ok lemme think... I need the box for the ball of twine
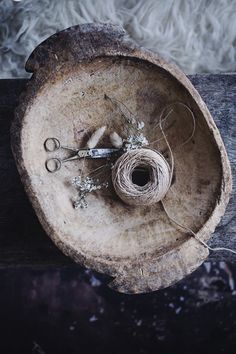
[112,148,172,206]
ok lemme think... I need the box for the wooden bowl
[11,24,232,293]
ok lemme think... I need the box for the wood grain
[190,74,236,261]
[0,74,235,266]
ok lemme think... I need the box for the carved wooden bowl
[11,24,231,293]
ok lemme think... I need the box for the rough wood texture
[194,74,236,261]
[9,24,232,293]
[0,75,235,265]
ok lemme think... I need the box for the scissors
[44,137,120,173]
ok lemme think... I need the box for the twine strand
[162,201,236,255]
[112,102,236,256]
[112,148,171,206]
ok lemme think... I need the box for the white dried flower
[72,175,108,209]
[124,133,149,151]
[137,121,145,130]
[109,132,123,148]
[86,126,106,149]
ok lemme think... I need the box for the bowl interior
[21,57,222,266]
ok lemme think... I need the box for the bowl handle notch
[25,23,137,74]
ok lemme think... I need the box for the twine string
[112,102,236,256]
[159,105,236,255]
[112,148,171,206]
[162,201,236,255]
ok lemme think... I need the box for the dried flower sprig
[124,133,149,151]
[72,175,108,209]
[104,94,145,133]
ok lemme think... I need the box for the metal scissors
[44,137,120,173]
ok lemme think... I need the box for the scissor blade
[77,148,120,159]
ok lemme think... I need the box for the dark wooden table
[0,75,235,266]
[0,76,236,354]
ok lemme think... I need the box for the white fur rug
[0,0,236,78]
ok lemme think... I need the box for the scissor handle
[45,158,62,173]
[44,138,61,152]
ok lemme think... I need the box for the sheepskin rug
[0,0,236,78]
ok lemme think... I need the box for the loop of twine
[112,148,171,206]
[111,102,236,256]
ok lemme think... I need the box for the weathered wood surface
[0,74,235,266]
